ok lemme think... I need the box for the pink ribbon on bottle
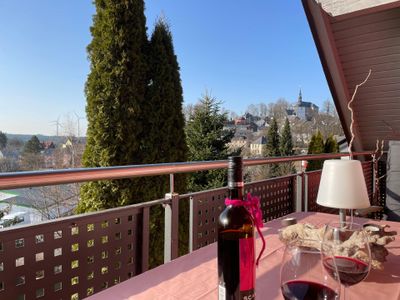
[225,193,266,266]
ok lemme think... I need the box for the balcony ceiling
[302,0,400,152]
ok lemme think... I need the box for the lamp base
[339,209,346,226]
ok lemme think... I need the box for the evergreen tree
[280,118,293,156]
[23,136,42,154]
[307,130,325,171]
[280,118,295,175]
[78,0,149,212]
[146,19,188,266]
[264,118,280,177]
[21,135,43,170]
[0,131,7,149]
[324,134,339,153]
[186,92,234,192]
[146,19,187,190]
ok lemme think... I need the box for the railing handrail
[0,151,373,189]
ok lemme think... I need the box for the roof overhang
[302,0,400,152]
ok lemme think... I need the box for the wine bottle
[218,156,256,300]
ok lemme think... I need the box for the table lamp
[316,160,370,224]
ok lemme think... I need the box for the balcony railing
[0,152,381,300]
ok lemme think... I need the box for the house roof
[298,101,319,109]
[251,136,267,145]
[302,0,400,152]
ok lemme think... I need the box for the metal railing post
[304,173,309,212]
[189,196,194,253]
[295,173,303,212]
[164,192,179,263]
[140,206,150,272]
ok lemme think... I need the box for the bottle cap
[228,156,243,188]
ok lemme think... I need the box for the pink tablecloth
[86,212,400,300]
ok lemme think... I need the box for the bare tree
[246,104,259,116]
[258,103,268,118]
[0,157,19,172]
[27,184,80,220]
[268,98,290,121]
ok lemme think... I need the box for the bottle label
[228,181,244,188]
[218,284,226,300]
[239,237,255,298]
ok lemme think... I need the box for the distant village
[0,90,343,227]
[225,90,343,157]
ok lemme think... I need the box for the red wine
[281,280,338,300]
[324,256,369,286]
[218,156,255,300]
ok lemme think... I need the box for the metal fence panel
[0,204,148,300]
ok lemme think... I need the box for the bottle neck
[228,183,244,200]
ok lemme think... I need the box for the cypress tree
[186,92,234,192]
[280,118,295,175]
[146,19,188,266]
[146,19,187,190]
[307,130,325,171]
[264,118,280,177]
[78,0,149,212]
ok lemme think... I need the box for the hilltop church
[287,90,319,121]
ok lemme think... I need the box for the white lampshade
[316,160,370,209]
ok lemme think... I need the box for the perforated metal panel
[190,188,227,250]
[0,204,149,300]
[246,175,295,222]
[361,161,373,200]
[306,170,338,214]
[190,175,296,251]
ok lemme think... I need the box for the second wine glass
[322,221,372,299]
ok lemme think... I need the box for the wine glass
[280,239,340,300]
[322,222,371,299]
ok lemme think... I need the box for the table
[86,212,400,299]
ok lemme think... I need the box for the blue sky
[0,1,331,136]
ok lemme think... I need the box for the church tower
[298,89,303,105]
